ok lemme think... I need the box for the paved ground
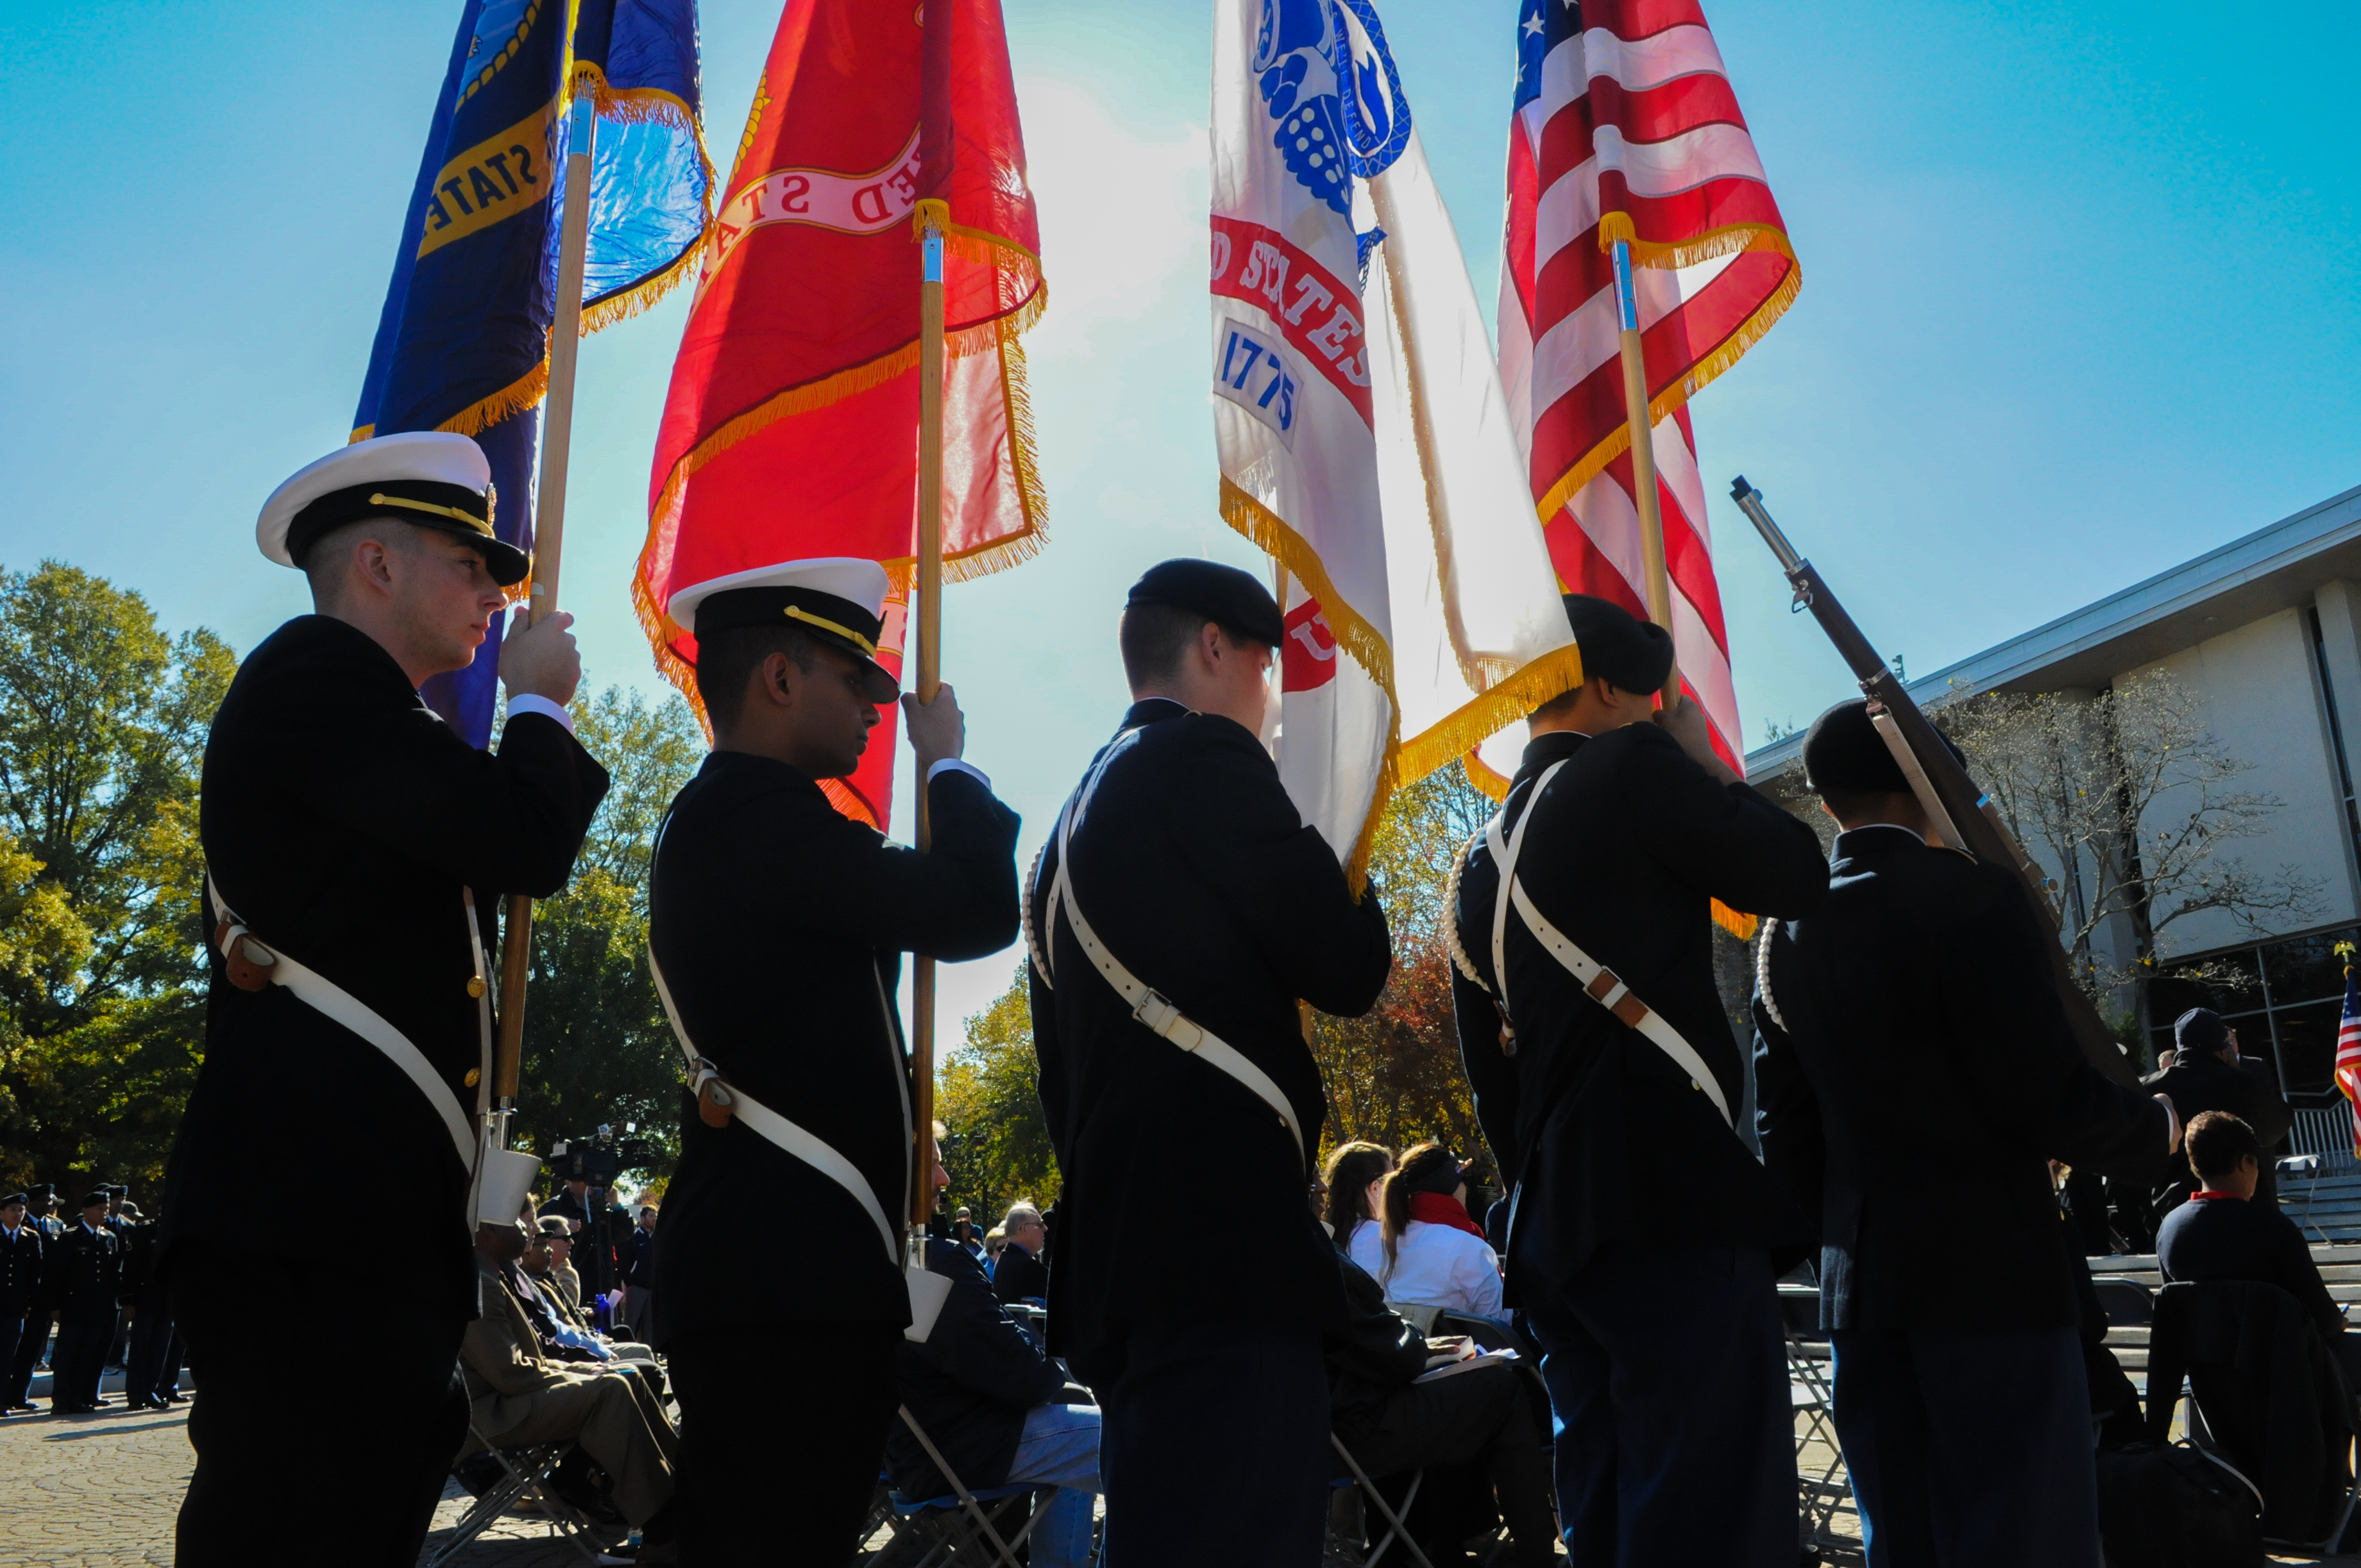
[0,1401,605,1567]
[0,1388,2348,1565]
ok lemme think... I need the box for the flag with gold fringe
[1214,0,1578,889]
[353,0,714,743]
[635,0,1045,831]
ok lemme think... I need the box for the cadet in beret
[46,1192,123,1413]
[1751,698,2178,1568]
[162,432,609,1562]
[3,1187,51,1412]
[0,1193,38,1417]
[1449,593,1828,1568]
[648,557,1019,1565]
[1028,559,1392,1567]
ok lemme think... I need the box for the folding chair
[877,1404,1047,1568]
[2149,1279,2361,1555]
[1327,1434,1435,1568]
[425,1428,606,1567]
[1777,1286,1852,1559]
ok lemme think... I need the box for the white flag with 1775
[1212,0,1578,885]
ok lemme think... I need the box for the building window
[2149,924,2358,1106]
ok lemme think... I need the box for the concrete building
[1743,482,2361,1152]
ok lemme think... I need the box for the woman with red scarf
[1370,1144,1506,1324]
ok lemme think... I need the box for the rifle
[1728,477,2138,1089]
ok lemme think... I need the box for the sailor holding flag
[162,432,610,1565]
[647,558,1019,1566]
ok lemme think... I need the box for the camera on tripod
[546,1124,652,1189]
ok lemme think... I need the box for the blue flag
[353,0,711,745]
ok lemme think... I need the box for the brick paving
[1,1388,2349,1565]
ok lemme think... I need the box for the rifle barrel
[1731,478,2138,1089]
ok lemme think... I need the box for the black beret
[0,1193,23,1209]
[24,1184,50,1204]
[80,1190,109,1209]
[1561,594,1673,695]
[1804,698,1967,797]
[1126,559,1285,649]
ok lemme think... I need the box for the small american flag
[2337,943,2361,1156]
[1495,0,1799,771]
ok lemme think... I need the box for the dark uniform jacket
[1028,700,1392,1360]
[1450,726,1827,1303]
[2144,1052,2292,1213]
[886,1237,1067,1503]
[622,1227,656,1291]
[648,752,1019,1342]
[1754,825,2172,1333]
[1324,1247,1430,1453]
[119,1220,168,1311]
[163,616,609,1319]
[0,1224,42,1317]
[46,1220,123,1316]
[2158,1193,2345,1341]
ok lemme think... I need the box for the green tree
[507,685,706,1183]
[0,563,231,1193]
[1310,764,1496,1167]
[936,964,1060,1223]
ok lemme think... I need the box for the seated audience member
[512,1215,664,1391]
[2158,1110,2360,1385]
[985,1228,1007,1269]
[893,1147,1101,1568]
[992,1202,1051,1305]
[1323,1142,1393,1260]
[1327,1243,1554,1567]
[2148,1010,2292,1222]
[530,1217,586,1315]
[461,1220,682,1562]
[1355,1144,1505,1324]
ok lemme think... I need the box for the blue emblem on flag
[1332,0,1410,181]
[1254,0,1351,217]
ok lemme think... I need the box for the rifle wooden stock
[1729,478,2137,1089]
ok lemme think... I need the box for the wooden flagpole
[492,77,598,1147]
[1609,238,1681,710]
[910,198,947,1236]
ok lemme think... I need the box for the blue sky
[3,1,2356,1026]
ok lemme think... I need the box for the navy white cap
[667,557,899,704]
[257,432,528,587]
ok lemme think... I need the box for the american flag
[2337,947,2361,1156]
[1494,0,1800,773]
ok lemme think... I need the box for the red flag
[1493,0,1798,775]
[636,0,1045,828]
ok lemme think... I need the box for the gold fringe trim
[580,237,702,334]
[350,425,375,444]
[727,73,770,189]
[436,353,550,439]
[1217,478,1400,893]
[942,323,1048,582]
[1596,213,1795,275]
[1530,248,1802,529]
[1712,900,1758,942]
[1457,741,1759,938]
[1393,643,1586,791]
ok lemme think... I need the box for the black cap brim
[418,520,531,588]
[800,632,899,705]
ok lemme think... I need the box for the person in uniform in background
[1754,698,2180,1568]
[1449,593,1829,1568]
[619,1204,658,1345]
[47,1192,124,1413]
[121,1202,183,1410]
[648,557,1020,1566]
[1029,559,1394,1568]
[2145,1008,2291,1225]
[0,1194,40,1417]
[160,432,609,1565]
[4,1185,57,1412]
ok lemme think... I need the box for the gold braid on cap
[368,492,493,537]
[784,603,878,655]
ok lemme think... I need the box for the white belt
[647,947,950,1341]
[205,874,478,1169]
[1477,761,1733,1127]
[1028,729,1307,1169]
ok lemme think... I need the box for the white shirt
[1348,1218,1505,1323]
